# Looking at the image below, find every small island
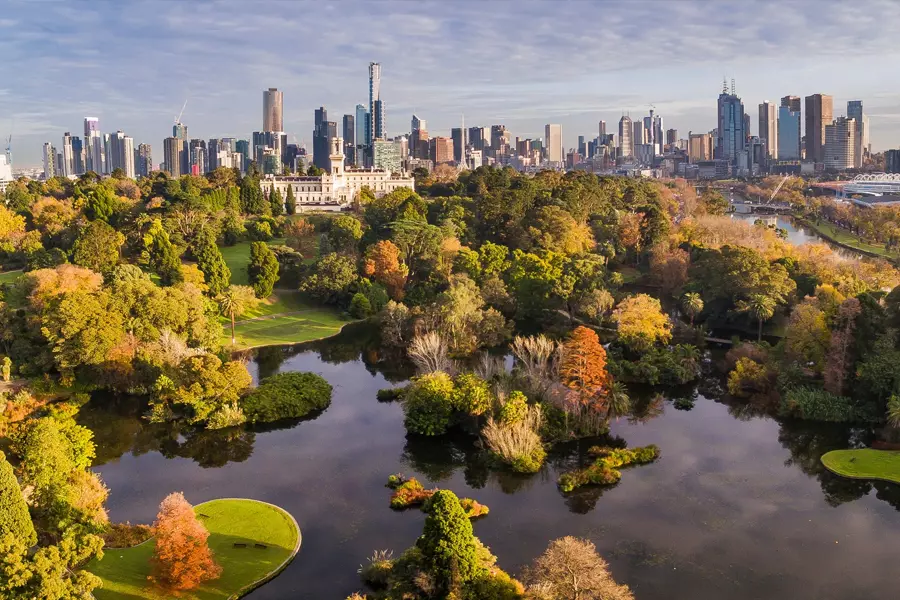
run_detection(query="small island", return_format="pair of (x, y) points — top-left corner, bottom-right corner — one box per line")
(821, 449), (900, 485)
(89, 498), (301, 600)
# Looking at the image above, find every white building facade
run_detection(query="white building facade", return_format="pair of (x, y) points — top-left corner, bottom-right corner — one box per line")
(261, 137), (414, 212)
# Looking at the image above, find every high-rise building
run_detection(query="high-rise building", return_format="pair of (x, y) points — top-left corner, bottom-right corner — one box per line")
(777, 105), (801, 160)
(42, 142), (56, 179)
(235, 140), (250, 172)
(618, 115), (633, 159)
(598, 121), (606, 138)
(136, 143), (152, 177)
(313, 107), (333, 170)
(173, 122), (188, 141)
(633, 120), (645, 149)
(84, 117), (102, 174)
(207, 139), (221, 171)
(847, 100), (867, 169)
(373, 138), (403, 172)
(368, 62), (384, 159)
(451, 127), (467, 163)
(189, 139), (207, 175)
(666, 128), (678, 147)
(71, 136), (84, 175)
(781, 95), (801, 113)
(758, 101), (778, 160)
(430, 137), (454, 164)
(61, 132), (74, 177)
(885, 149), (900, 174)
(411, 115), (428, 159)
(468, 127), (487, 152)
(824, 117), (856, 171)
(163, 137), (183, 177)
(577, 136), (586, 157)
(342, 114), (356, 164)
(263, 88), (283, 132)
(544, 124), (562, 164)
(355, 104), (368, 163)
(688, 132), (713, 163)
(107, 130), (126, 173)
(804, 94), (833, 164)
(122, 135), (135, 178)
(716, 81), (746, 165)
(490, 125), (510, 159)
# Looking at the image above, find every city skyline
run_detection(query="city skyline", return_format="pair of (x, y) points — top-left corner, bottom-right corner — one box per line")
(2, 0), (900, 166)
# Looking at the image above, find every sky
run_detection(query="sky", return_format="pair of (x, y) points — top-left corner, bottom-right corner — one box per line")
(3, 0), (900, 167)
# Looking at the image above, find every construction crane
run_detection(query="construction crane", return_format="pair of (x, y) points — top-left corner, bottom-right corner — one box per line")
(174, 99), (188, 125)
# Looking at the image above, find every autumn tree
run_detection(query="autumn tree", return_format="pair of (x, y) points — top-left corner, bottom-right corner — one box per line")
(649, 245), (689, 296)
(364, 240), (408, 300)
(612, 294), (672, 352)
(617, 211), (644, 262)
(524, 536), (634, 600)
(151, 492), (221, 591)
(824, 298), (861, 395)
(784, 300), (831, 374)
(560, 326), (610, 409)
(284, 217), (317, 257)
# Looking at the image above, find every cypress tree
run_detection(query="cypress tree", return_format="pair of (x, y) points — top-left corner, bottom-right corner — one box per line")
(417, 490), (480, 592)
(0, 452), (37, 547)
(285, 185), (296, 215)
(239, 176), (268, 215)
(269, 185), (284, 217)
(193, 227), (231, 295)
(248, 242), (280, 298)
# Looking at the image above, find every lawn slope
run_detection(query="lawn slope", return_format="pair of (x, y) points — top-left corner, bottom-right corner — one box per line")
(821, 448), (900, 485)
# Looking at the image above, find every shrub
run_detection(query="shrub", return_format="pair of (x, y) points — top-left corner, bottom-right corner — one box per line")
(390, 478), (435, 509)
(464, 569), (524, 600)
(452, 373), (493, 417)
(358, 549), (394, 588)
(103, 522), (154, 548)
(349, 293), (372, 318)
(780, 386), (856, 422)
(727, 357), (773, 398)
(403, 372), (455, 436)
(557, 445), (659, 493)
(242, 372), (333, 423)
(376, 387), (406, 402)
(499, 391), (528, 424)
(246, 220), (273, 241)
(459, 498), (490, 519)
(205, 402), (246, 429)
(482, 404), (546, 474)
(673, 397), (695, 411)
(0, 451), (36, 546)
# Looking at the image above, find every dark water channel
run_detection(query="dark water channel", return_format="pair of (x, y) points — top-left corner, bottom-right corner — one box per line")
(80, 326), (900, 599)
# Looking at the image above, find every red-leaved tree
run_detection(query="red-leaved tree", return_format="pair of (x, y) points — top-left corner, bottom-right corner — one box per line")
(151, 492), (222, 590)
(560, 326), (612, 434)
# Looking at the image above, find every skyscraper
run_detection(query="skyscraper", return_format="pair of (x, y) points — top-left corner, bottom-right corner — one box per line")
(136, 143), (153, 177)
(42, 142), (56, 179)
(163, 137), (183, 177)
(544, 124), (562, 164)
(777, 105), (801, 160)
(263, 88), (283, 132)
(847, 100), (867, 168)
(342, 114), (356, 164)
(886, 149), (900, 174)
(688, 132), (713, 162)
(451, 126), (467, 163)
(618, 115), (633, 159)
(355, 104), (368, 164)
(469, 127), (487, 153)
(71, 136), (84, 175)
(633, 120), (645, 147)
(122, 135), (135, 178)
(83, 117), (102, 174)
(411, 115), (427, 159)
(824, 117), (856, 171)
(804, 94), (833, 164)
(313, 107), (330, 170)
(598, 121), (606, 139)
(716, 81), (746, 165)
(490, 125), (510, 159)
(430, 137), (454, 164)
(758, 101), (778, 160)
(61, 132), (74, 177)
(781, 95), (801, 113)
(108, 130), (127, 173)
(368, 62), (384, 164)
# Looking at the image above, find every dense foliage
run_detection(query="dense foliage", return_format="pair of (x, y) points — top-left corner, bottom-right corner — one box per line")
(242, 372), (333, 423)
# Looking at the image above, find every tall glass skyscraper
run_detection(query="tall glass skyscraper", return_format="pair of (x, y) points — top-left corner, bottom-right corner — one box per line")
(716, 82), (746, 164)
(368, 62), (383, 165)
(777, 105), (801, 160)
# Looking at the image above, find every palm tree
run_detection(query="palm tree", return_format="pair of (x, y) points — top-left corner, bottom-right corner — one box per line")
(680, 293), (704, 326)
(218, 285), (256, 346)
(675, 344), (701, 375)
(745, 294), (776, 342)
(887, 395), (900, 428)
(606, 381), (631, 421)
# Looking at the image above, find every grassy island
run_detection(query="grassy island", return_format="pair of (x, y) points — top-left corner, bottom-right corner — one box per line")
(821, 449), (900, 484)
(89, 498), (300, 600)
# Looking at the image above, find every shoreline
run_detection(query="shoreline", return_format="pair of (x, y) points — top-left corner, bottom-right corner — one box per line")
(792, 215), (900, 264)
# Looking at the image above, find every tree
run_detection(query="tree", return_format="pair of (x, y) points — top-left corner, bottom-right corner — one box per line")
(887, 395), (900, 428)
(364, 240), (408, 300)
(71, 220), (124, 274)
(0, 452), (36, 547)
(527, 205), (595, 255)
(612, 294), (672, 352)
(452, 373), (493, 419)
(247, 241), (279, 298)
(300, 252), (358, 305)
(284, 184), (297, 215)
(192, 227), (231, 295)
(18, 418), (77, 507)
(83, 185), (120, 221)
(151, 354), (251, 423)
(606, 381), (631, 422)
(0, 528), (104, 599)
(784, 301), (831, 374)
(284, 218), (317, 257)
(701, 188), (729, 215)
(824, 298), (861, 395)
(681, 292), (704, 326)
(328, 215), (363, 253)
(151, 492), (221, 590)
(416, 490), (480, 594)
(403, 371), (456, 435)
(143, 219), (183, 285)
(218, 285), (258, 345)
(741, 294), (777, 342)
(239, 175), (268, 215)
(268, 184), (284, 217)
(560, 326), (610, 410)
(523, 536), (634, 600)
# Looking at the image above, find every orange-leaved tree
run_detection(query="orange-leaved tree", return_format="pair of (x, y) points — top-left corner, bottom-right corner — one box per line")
(364, 240), (409, 300)
(560, 326), (610, 409)
(150, 492), (221, 590)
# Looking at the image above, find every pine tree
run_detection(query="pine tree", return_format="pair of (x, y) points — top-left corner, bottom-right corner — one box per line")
(143, 219), (183, 285)
(269, 185), (284, 217)
(285, 185), (296, 215)
(248, 242), (279, 298)
(0, 452), (36, 547)
(151, 492), (221, 590)
(239, 176), (268, 215)
(193, 227), (231, 295)
(416, 490), (480, 593)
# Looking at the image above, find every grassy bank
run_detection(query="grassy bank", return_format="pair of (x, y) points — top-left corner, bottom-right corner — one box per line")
(821, 449), (900, 484)
(219, 239), (286, 286)
(0, 269), (23, 284)
(89, 498), (300, 600)
(223, 291), (347, 349)
(795, 217), (900, 261)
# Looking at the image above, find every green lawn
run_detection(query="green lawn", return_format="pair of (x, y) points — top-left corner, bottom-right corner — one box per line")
(89, 498), (300, 600)
(226, 308), (348, 350)
(821, 449), (900, 484)
(0, 269), (23, 284)
(219, 239), (286, 286)
(798, 218), (900, 260)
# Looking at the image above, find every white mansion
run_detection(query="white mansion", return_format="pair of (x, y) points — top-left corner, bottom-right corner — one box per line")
(260, 136), (415, 211)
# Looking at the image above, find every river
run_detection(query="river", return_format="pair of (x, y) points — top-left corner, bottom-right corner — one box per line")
(79, 326), (900, 599)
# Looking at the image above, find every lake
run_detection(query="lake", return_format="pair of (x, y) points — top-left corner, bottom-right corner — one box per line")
(79, 325), (900, 599)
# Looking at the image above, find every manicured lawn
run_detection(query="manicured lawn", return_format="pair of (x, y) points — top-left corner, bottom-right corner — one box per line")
(219, 239), (286, 286)
(0, 269), (23, 284)
(821, 449), (900, 484)
(798, 218), (900, 260)
(227, 309), (348, 349)
(89, 498), (300, 600)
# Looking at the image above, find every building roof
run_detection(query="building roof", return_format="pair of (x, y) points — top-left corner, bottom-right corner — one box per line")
(851, 194), (900, 208)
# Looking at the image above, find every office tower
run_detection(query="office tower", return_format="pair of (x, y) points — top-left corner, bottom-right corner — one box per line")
(598, 121), (606, 138)
(847, 100), (867, 168)
(430, 137), (454, 164)
(83, 117), (102, 174)
(71, 136), (84, 175)
(207, 139), (220, 171)
(373, 138), (403, 172)
(343, 114), (356, 164)
(468, 127), (487, 152)
(777, 105), (801, 160)
(577, 135), (586, 157)
(107, 130), (126, 173)
(136, 143), (152, 177)
(368, 62), (383, 152)
(666, 129), (677, 147)
(451, 127), (467, 163)
(716, 80), (746, 164)
(354, 104), (367, 163)
(490, 125), (510, 158)
(804, 94), (833, 163)
(544, 124), (562, 163)
(758, 101), (778, 160)
(42, 142), (56, 178)
(633, 120), (645, 148)
(688, 132), (713, 162)
(313, 119), (337, 170)
(411, 114), (426, 135)
(411, 115), (427, 159)
(122, 135), (135, 178)
(824, 117), (856, 171)
(163, 137), (183, 177)
(885, 149), (900, 173)
(235, 140), (250, 170)
(618, 115), (633, 158)
(61, 132), (74, 177)
(189, 139), (207, 174)
(263, 88), (283, 132)
(781, 95), (801, 113)
(173, 122), (188, 140)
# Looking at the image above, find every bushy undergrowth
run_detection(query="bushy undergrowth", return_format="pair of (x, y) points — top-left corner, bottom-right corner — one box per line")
(102, 522), (154, 548)
(386, 475), (489, 518)
(779, 386), (860, 422)
(557, 445), (660, 493)
(609, 345), (701, 386)
(242, 372), (333, 423)
(402, 372), (455, 435)
(482, 404), (546, 473)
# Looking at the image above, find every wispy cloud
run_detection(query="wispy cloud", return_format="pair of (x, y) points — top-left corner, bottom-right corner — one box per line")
(1, 0), (899, 165)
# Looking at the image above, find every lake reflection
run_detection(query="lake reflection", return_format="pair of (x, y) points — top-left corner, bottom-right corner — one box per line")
(81, 326), (900, 599)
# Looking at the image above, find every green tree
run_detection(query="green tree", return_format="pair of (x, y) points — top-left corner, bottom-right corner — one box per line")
(327, 215), (363, 253)
(0, 529), (104, 599)
(680, 292), (704, 326)
(307, 164), (324, 176)
(403, 371), (456, 436)
(72, 220), (124, 274)
(299, 252), (358, 305)
(83, 185), (120, 221)
(142, 219), (183, 285)
(887, 395), (900, 428)
(452, 373), (493, 419)
(742, 294), (777, 342)
(268, 184), (284, 217)
(606, 381), (631, 421)
(239, 175), (268, 215)
(192, 227), (231, 295)
(284, 184), (297, 215)
(247, 242), (279, 298)
(17, 418), (76, 508)
(217, 285), (258, 346)
(0, 452), (36, 547)
(417, 490), (480, 594)
(701, 188), (729, 215)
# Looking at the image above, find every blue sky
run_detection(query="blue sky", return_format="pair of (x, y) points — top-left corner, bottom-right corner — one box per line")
(3, 0), (900, 167)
